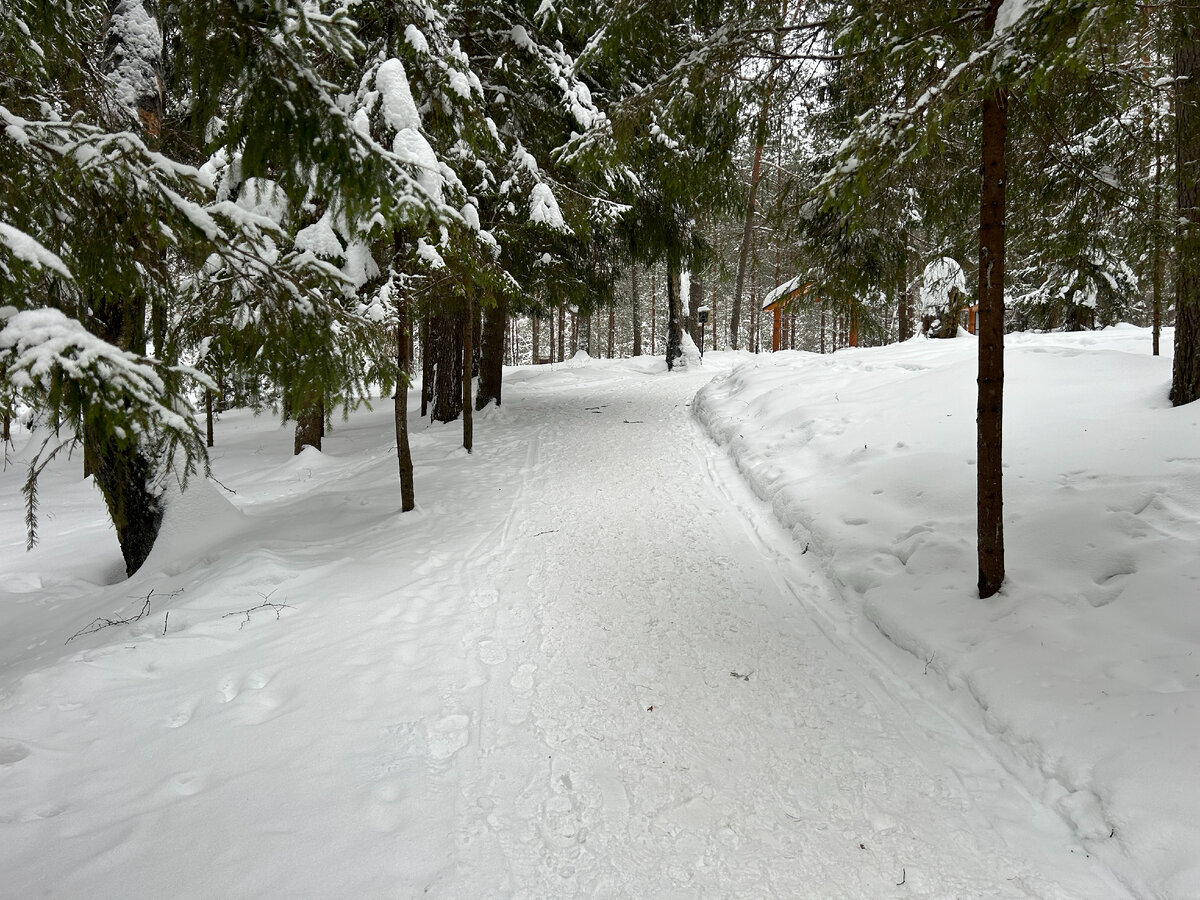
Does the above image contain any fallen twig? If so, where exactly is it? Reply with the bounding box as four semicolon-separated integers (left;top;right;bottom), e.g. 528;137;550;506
222;601;293;629
67;589;182;643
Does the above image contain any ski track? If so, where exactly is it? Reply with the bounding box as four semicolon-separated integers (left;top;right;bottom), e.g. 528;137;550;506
436;367;1130;899
0;360;1135;898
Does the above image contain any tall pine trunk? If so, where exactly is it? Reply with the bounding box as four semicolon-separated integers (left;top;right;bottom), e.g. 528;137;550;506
631;263;642;356
431;307;464;423
1172;2;1200;404
977;0;1008;598
393;234;415;511
688;267;704;348
665;254;683;369
477;294;506;410
462;296;474;452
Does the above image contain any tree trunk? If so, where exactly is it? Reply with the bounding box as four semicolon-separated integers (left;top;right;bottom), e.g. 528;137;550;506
977;0;1008;598
294;394;322;454
393;234;415;511
1172;3;1200;404
84;422;163;575
608;305;615;358
532;315;540;364
420;312;433;417
650;270;657;354
899;229;913;341
462;296;474;452
631;263;642;356
477;294;506;410
557;305;566;362
665;254;683;369
431;307;464;423
205;390;214;448
688;267;704;347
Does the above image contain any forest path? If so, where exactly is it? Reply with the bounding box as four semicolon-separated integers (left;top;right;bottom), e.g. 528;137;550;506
0;353;1134;899
443;357;1130;898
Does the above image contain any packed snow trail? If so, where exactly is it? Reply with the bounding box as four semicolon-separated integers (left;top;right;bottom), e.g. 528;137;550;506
434;359;1129;898
0;354;1131;898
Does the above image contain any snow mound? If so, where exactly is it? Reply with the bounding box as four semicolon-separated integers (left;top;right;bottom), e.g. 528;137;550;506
694;325;1200;897
142;476;249;576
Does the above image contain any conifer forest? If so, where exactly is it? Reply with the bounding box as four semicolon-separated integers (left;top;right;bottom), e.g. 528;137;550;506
3;2;1200;897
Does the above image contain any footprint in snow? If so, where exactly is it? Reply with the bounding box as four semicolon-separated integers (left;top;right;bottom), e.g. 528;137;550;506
428;714;470;761
0;741;31;766
478;639;507;665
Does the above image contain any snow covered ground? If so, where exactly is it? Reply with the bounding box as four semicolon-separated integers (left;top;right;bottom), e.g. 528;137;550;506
0;326;1190;897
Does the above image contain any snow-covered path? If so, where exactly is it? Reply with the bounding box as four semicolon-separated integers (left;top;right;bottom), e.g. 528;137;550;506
0;354;1133;898
425;361;1129;898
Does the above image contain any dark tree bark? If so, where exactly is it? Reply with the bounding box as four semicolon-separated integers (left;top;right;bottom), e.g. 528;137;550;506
898;230;913;342
557;305;566;362
205;390;214;448
977;0;1008;598
608;306;615;358
420;312;433;417
650;270;657;354
431;307;464;423
631;263;642;357
532;315;540;364
477;294;506;410
665;253;683;369
84;421;163;575
1172;3;1200;404
462;296;474;452
688;268;704;348
293;395;322;454
393;236;415;512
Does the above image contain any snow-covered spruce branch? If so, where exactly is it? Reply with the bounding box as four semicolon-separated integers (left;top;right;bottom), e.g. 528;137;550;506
0;306;209;545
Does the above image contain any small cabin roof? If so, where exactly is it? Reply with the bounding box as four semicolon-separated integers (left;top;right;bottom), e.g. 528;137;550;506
762;275;809;311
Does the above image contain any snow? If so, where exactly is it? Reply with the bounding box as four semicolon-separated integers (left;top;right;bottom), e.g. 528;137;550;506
294;213;344;260
104;0;162;122
0;222;72;278
528;182;570;233
695;326;1198;898
0;326;1192;897
995;0;1037;36
376;58;420;134
404;24;429;56
921;255;968;311
392;128;443;202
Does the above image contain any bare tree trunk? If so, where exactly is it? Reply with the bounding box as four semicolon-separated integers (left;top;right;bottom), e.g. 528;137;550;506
557;306;566;362
477;294;506;409
1172;1;1200;403
666;254;683;369
631;263;642;357
431;308;463;423
532;315;540;364
462;296;473;452
420;312;432;417
393;234;415;511
977;0;1008;598
294;397;322;454
205;390;214;448
650;270;657;354
608;306;615;358
688;266;704;348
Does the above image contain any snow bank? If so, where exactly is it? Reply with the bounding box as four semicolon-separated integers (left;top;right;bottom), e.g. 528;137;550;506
694;326;1200;897
143;476;250;577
